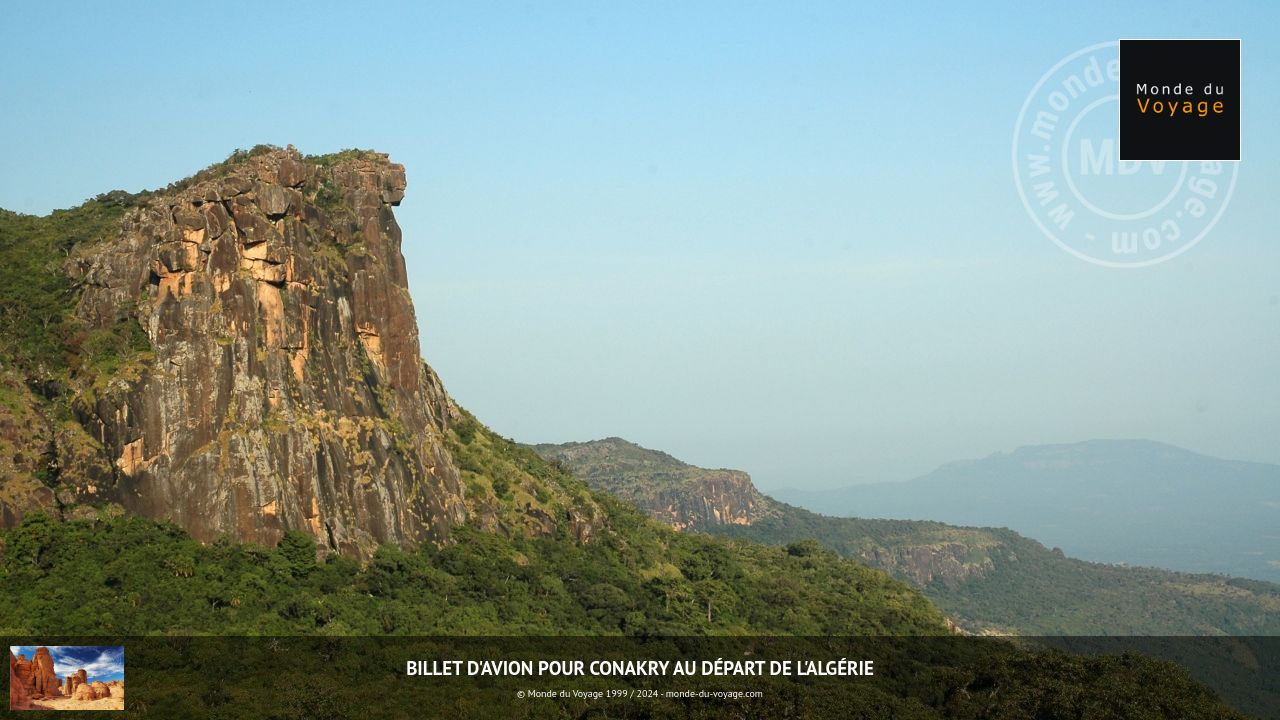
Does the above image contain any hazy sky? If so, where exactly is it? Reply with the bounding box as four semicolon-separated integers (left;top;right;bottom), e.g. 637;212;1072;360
2;2;1276;490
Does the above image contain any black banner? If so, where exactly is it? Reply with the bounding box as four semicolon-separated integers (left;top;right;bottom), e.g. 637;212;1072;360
8;636;1278;718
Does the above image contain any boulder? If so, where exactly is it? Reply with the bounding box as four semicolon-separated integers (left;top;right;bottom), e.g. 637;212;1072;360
277;155;309;187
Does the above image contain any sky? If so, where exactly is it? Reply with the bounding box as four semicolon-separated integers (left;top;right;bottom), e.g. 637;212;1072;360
10;646;125;683
1;2;1276;491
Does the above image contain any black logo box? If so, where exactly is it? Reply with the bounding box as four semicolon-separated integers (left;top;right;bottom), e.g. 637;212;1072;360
1119;39;1240;161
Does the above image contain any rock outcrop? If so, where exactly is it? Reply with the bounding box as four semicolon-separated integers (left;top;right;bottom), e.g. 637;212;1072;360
60;674;117;701
30;647;61;698
0;145;606;557
66;668;87;697
534;438;772;531
858;542;996;589
10;652;33;690
29;147;472;558
9;652;31;710
9;647;62;703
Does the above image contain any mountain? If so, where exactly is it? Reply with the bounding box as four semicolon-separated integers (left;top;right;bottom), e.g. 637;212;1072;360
776;440;1280;583
531;438;773;530
536;438;1280;635
0;146;947;638
0;147;1264;717
0;146;603;560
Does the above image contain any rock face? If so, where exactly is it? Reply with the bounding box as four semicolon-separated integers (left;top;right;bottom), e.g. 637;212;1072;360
534;438;772;531
50;147;466;558
0;145;606;557
857;542;995;589
643;468;764;531
30;647;61;698
9;652;31;710
9;647;62;702
10;652;33;690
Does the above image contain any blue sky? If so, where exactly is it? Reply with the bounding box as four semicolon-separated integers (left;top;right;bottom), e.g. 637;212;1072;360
10;646;124;683
2;2;1277;489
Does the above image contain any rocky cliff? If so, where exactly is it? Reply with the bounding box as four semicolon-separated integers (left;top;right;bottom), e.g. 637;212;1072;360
8;652;31;710
856;541;996;589
0;146;605;559
64;148;466;557
9;647;62;701
534;438;771;530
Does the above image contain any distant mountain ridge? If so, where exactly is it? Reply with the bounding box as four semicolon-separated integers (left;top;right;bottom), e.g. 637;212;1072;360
535;438;1280;636
776;439;1280;583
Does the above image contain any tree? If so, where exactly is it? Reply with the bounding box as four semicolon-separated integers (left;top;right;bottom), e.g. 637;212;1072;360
278;531;317;577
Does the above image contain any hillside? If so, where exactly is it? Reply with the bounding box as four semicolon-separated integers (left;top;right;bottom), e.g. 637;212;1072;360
0;147;953;641
536;438;1280;635
0;422;1260;717
0;147;1263;718
0;145;603;559
778;440;1280;583
532;437;775;530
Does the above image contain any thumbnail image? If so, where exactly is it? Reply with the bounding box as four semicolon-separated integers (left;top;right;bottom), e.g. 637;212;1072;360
9;646;124;711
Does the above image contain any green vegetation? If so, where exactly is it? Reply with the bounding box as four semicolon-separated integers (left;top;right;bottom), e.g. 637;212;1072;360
533;436;754;496
0;509;1256;718
537;438;1280;636
162;144;279;195
0;157;1262;717
0;507;946;636
0;409;949;637
303;147;381;168
779;440;1280;584
0;195;141;382
711;505;1280;635
447;409;602;536
926;529;1280;635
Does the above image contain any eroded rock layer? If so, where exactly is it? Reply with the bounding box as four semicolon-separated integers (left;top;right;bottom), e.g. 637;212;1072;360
60;148;466;558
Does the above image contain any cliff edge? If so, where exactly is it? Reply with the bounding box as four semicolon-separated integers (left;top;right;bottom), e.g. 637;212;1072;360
0;147;495;558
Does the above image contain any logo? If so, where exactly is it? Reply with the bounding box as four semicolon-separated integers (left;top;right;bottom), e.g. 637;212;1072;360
1013;42;1238;267
1119;39;1240;161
